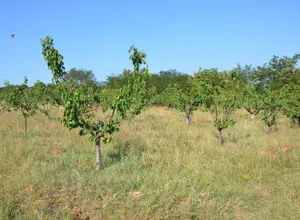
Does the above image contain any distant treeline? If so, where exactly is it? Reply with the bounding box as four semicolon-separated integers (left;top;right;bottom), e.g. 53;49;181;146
0;69;190;104
1;53;300;108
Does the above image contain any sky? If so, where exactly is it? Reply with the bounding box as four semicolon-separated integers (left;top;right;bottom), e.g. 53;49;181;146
0;0;299;86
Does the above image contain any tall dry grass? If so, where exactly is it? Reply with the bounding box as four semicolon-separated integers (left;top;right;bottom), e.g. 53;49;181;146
0;106;299;219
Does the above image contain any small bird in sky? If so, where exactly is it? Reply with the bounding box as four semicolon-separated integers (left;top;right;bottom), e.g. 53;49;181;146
11;34;15;38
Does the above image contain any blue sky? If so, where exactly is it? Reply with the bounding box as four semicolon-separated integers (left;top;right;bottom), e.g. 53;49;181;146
1;0;299;86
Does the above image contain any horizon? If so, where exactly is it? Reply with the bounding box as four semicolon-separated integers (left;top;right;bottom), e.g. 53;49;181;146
1;0;299;86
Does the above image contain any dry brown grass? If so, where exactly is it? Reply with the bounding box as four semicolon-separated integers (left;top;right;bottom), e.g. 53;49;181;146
0;106;300;219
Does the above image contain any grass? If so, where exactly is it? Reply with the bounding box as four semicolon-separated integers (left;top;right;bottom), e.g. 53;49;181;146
0;106;300;219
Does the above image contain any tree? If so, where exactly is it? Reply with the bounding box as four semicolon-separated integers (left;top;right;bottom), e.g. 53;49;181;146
104;73;127;89
147;69;190;94
169;78;199;125
123;47;154;119
4;77;39;137
241;83;263;119
194;68;240;144
152;84;178;108
254;54;300;90
41;36;149;171
260;85;284;133
236;64;256;85
32;80;60;119
281;84;300;128
65;68;99;89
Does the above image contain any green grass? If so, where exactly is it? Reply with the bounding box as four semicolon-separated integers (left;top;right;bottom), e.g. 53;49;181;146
1;107;300;219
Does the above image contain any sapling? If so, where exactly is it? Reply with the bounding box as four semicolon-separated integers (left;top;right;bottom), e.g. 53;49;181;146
260;85;284;133
194;68;240;144
241;83;263;119
4;77;39;137
168;78;199;125
41;36;149;170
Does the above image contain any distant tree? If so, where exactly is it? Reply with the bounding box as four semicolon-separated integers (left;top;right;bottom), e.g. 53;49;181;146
65;68;99;89
151;69;190;94
236;64;256;85
4;77;39;137
281;84;300;128
104;73;127;88
32;80;60;119
152;84;178;108
102;68;191;107
254;54;300;90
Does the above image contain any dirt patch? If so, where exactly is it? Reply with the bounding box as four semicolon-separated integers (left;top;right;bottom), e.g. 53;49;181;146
175;199;190;206
262;145;293;155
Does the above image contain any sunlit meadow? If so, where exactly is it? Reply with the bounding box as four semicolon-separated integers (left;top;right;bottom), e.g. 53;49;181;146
1;106;299;219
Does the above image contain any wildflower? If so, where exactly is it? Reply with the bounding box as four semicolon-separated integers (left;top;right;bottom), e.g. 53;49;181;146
243;174;250;181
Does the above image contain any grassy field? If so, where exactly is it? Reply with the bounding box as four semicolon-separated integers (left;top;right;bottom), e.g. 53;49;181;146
0;106;300;219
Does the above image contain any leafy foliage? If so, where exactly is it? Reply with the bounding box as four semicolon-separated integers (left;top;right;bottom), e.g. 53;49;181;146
152;84;178;108
65;68;99;89
167;78;199;125
281;84;300;127
4;77;39;137
241;83;263;118
194;68;240;144
32;80;61;118
254;54;300;90
260;85;284;129
41;36;150;169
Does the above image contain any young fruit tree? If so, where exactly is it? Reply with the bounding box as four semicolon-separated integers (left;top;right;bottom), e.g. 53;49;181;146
115;60;155;120
241;83;263;119
41;36;149;171
194;68;240;144
168;78;199;125
260;85;284;133
4;77;39;138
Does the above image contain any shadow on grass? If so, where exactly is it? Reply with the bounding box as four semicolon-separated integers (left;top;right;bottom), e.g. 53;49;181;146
103;138;147;169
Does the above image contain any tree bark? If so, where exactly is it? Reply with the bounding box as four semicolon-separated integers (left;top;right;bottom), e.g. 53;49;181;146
250;113;255;119
185;115;190;125
24;116;28;138
137;113;141;119
218;129;224;145
45;111;51;120
95;136;101;171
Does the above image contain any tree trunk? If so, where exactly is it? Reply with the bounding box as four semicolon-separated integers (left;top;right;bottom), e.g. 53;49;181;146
95;136;101;171
24;116;28;138
250;113;255;119
137;113;141;119
218;129;224;145
45;111;51;120
185;115;190;125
